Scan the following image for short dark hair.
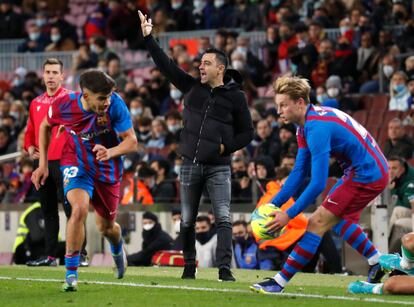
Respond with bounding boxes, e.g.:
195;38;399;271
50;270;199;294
233;220;248;228
196;215;211;225
204;48;228;70
92;35;106;48
137;116;152;127
388;156;407;167
138;165;157;179
165;110;182;121
43;58;63;72
79;69;115;95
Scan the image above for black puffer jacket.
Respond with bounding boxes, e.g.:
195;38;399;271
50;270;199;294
144;35;254;165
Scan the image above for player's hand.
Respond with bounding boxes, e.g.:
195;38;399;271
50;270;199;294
93;144;112;162
265;210;290;233
28;146;40;160
31;166;49;190
138;10;153;37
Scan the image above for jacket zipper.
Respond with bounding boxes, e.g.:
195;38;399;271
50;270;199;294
193;89;214;163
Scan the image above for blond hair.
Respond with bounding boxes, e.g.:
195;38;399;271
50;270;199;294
272;75;311;104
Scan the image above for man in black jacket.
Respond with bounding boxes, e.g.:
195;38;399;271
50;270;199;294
127;211;172;266
139;11;254;281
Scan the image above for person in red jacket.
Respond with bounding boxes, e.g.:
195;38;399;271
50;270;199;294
24;58;87;267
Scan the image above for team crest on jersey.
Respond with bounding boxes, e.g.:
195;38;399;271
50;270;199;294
97;115;108;126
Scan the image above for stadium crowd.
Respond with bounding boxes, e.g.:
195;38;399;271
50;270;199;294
0;0;413;270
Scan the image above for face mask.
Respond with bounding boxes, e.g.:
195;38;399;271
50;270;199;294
236;46;247;55
140;130;151;140
340;26;349;36
196;231;211;244
270;0;280;7
173;220;181;234
232;60;244;71
233;170;248;179
174;165;181;175
168;124;181;133
234;235;247;245
319;51;331;60
36;19;46;27
393;84;406;93
147;178;155;189
12;78;22;87
130;108;143;116
193;0;205;10
123;158;132;170
51;34;61;43
29;32;40;41
327;88;339;98
383;65;394;78
90;44;98;53
171;2;182;9
317;94;329;104
9;111;19;121
143;223;155;231
214;0;224;8
170;89;182;100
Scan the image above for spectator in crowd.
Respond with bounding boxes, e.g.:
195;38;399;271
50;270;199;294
260;25;279;74
397;17;414;53
146;117;172;150
0;127;16;155
311;38;336;88
0;0;25;39
150;159;176;203
171;208;183;250
127;211;173;266
308;20;326;49
121;165;155;205
277;22;298;75
72;44;98;73
130;97;153;124
232;220;273;270
383;118;414;160
389;71;411;111
273;123;297;166
195;215;217;268
356;32;381;88
45;25;76;52
232;0;263;31
8;100;27;133
360;53;398;94
18;23;49;52
253;119;279;165
136;116;153;146
236;36;266;86
323;75;356;113
160;84;183;115
107;58;128;92
280;153;296;170
388;156;414;253
191;1;206;30
106;0;144;49
84;10;107;43
170;0;194;31
89;35;119;63
209;1;235;29
231;156;252;203
165;110;182;140
151;9;172;37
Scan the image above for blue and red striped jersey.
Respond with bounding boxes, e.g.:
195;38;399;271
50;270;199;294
47;92;133;183
272;104;388;218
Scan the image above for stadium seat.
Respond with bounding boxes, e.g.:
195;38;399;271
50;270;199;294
360;95;373;110
365;125;379;139
370;94;389;111
352;110;368;126
0;252;13;265
383;110;403;125
366;109;385;127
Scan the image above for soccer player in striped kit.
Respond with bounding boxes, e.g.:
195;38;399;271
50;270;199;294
32;69;138;291
251;76;389;294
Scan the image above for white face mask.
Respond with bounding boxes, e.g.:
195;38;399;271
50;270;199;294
130;108;143;116
172;2;182;9
327;88;339;98
168;124;181;133
193;0;205;10
90;44;98;53
173;220;181;234
236;46;247;55
51;34;61;43
232;60;244;70
174;165;181;176
214;0;224;8
340;26;349;36
29;32;40;41
143;223;155;231
170;89;182;100
383;65;394;78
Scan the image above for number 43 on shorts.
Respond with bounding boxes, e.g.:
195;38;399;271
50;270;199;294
63;166;79;184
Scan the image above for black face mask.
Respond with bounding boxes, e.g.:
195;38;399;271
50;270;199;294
139;130;151;141
196;231;211;245
234;235;247;245
319;51;332;60
233;170;248;179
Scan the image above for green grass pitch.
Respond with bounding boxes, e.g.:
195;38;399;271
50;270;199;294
0;266;412;306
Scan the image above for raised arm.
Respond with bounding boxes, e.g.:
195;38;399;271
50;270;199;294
138;10;196;93
93;128;138;161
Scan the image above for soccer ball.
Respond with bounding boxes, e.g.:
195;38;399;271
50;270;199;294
251;203;286;241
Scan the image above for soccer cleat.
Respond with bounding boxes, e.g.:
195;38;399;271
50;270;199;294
250;278;284;294
348;281;379;294
181;264;197;279
367;263;385;283
379;254;414;275
218;268;236;282
27;257;57;267
112;244;127;279
62;274;78;292
79;254;89;267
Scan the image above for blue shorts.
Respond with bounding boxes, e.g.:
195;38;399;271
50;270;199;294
61;165;120;221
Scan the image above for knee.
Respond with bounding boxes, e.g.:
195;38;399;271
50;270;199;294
70;206;88;222
307;215;329;236
402;233;414;252
97;222;114;236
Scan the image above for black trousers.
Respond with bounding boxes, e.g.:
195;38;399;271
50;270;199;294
34;160;87;257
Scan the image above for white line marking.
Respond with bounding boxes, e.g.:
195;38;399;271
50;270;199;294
0;276;413;305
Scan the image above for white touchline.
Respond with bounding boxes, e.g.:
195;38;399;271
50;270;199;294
0;276;413;305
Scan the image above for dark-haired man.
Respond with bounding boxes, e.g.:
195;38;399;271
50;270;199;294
139;11;254;281
32;69;138;291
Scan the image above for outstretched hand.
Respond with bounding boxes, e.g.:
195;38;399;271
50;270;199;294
265;210;290;233
138;10;153;37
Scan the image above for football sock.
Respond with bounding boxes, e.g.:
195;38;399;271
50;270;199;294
332;219;380;265
372;283;384;294
110;237;123;256
401;245;414;269
274;231;322;287
65;251;80;280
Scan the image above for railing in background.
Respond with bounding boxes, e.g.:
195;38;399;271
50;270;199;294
0;39;24;53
